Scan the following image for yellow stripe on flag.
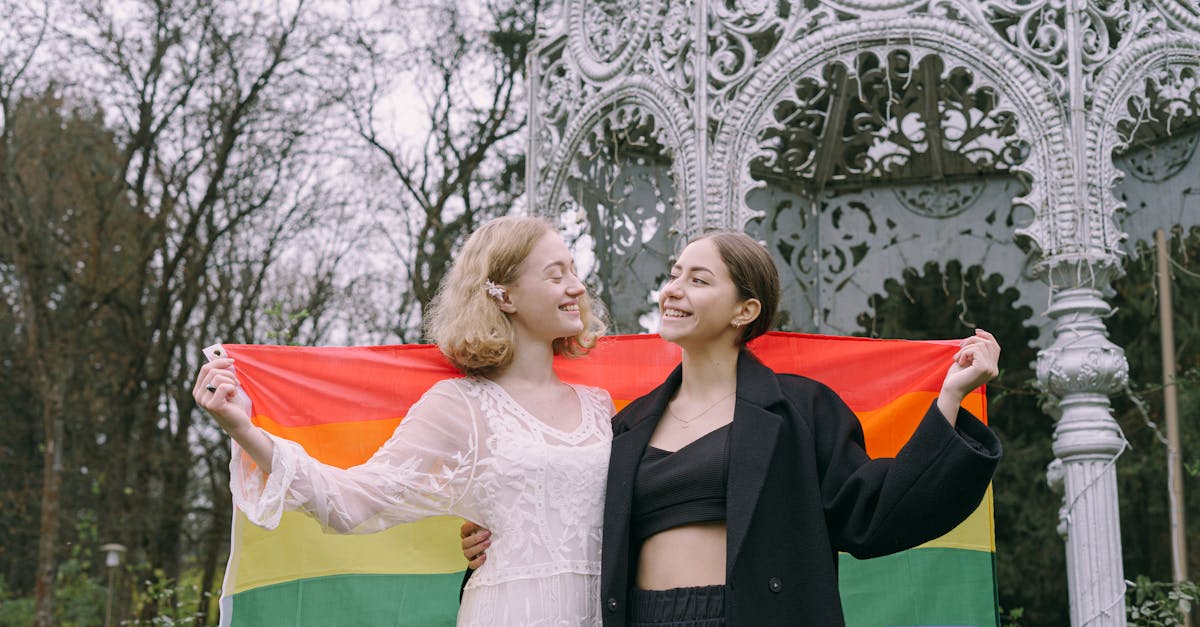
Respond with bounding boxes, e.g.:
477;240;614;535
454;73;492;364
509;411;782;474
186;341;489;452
914;484;995;553
232;511;466;594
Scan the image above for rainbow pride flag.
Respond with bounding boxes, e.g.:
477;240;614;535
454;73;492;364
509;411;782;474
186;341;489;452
216;332;997;626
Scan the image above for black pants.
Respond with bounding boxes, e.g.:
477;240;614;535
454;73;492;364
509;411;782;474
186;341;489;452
627;585;726;626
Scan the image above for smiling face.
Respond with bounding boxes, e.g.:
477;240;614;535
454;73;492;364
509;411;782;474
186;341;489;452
501;230;587;344
658;238;760;349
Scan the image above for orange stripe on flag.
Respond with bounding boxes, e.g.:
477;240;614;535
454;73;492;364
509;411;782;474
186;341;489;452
856;390;986;458
253;414;405;468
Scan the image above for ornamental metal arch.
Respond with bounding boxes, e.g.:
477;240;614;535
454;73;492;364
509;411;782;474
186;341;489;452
704;16;1068;335
709;16;1071;252
1093;35;1200;235
527;3;1200;626
530;74;698;328
533;77;698;232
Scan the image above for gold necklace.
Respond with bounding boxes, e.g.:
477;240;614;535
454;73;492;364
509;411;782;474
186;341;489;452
667;390;735;428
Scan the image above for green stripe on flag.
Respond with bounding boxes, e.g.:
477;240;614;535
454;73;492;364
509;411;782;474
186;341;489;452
839;548;998;627
228;572;463;626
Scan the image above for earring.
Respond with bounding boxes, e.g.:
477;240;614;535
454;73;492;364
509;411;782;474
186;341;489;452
731;321;741;329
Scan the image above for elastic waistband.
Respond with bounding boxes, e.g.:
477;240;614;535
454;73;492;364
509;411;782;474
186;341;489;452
627;585;726;626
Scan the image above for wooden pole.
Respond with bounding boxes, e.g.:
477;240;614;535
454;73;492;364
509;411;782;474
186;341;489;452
1155;228;1190;627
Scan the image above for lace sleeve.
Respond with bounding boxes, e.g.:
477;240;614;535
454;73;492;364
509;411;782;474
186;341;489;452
595;386;616;424
230;379;479;534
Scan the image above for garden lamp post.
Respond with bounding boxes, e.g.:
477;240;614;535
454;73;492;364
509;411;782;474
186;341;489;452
99;543;125;627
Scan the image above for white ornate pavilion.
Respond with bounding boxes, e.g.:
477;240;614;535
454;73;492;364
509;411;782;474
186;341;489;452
526;1;1200;625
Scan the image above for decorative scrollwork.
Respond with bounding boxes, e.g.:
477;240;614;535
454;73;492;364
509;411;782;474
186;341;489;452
709;18;1068;258
1036;285;1130;399
750;175;1029;333
705;1;796;120
893;179;987;218
943;0;1162;98
1123;131;1200;181
748;51;1030;193
525;3;1190;622
567;0;661;82
775;199;883;284
1092;39;1200;260
1117;64;1200;150
1148;0;1200;33
562;104;680;331
531;50;596;208
582;0;641;62
540;57;588;128
1037;342;1130;398
576;104;669;160
820;0;930;14
535;0;568;39
648;0;695;92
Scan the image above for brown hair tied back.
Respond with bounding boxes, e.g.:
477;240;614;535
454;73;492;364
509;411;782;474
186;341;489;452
690;231;780;344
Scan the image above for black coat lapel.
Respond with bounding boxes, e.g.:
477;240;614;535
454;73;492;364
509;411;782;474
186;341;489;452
602;366;681;601
726;351;785;579
602;354;785;588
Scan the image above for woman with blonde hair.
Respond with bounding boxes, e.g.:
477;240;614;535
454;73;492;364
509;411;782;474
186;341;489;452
194;216;613;626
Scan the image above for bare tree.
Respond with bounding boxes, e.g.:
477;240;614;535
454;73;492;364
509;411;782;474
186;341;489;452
0;3;78;623
0;0;361;622
2;1;544;623
334;0;538;340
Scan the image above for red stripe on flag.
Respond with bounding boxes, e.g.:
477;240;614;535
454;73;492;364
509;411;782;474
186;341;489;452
221;332;973;428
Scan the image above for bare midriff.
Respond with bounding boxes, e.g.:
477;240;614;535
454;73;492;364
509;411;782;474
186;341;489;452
635;521;727;590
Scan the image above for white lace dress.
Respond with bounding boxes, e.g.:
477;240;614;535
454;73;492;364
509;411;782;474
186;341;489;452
230;377;613;626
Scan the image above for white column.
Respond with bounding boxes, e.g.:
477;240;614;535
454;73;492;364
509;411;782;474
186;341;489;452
1037;267;1129;627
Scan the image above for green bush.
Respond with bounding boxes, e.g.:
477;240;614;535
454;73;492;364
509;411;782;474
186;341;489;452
125;568;215;626
0;560;106;627
53;558;107;626
1128;575;1197;626
0;579;35;627
999;606;1025;627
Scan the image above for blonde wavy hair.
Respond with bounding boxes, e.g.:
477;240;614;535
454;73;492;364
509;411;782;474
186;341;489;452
425;216;606;376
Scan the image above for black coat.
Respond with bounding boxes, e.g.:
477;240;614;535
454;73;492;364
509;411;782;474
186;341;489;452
600;350;1001;626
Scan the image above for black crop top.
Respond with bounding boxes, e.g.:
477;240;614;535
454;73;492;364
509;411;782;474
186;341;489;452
630;423;731;543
